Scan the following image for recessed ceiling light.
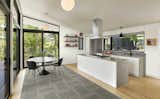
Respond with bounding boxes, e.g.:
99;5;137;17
61;0;75;11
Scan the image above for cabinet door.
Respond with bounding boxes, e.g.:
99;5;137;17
127;59;139;77
85;37;90;54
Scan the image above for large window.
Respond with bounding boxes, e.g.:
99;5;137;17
104;32;145;51
12;0;21;82
23;31;59;67
23;17;60;67
125;33;145;51
0;9;10;99
24;32;42;64
104;37;111;50
44;33;59;58
13;29;20;80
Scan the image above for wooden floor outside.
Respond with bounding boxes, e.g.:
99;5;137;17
9;69;26;99
10;64;160;99
65;64;160;99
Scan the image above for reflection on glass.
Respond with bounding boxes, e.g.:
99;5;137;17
13;30;18;81
0;9;9;99
125;33;145;51
44;33;59;58
105;32;145;51
24;33;42;67
104;37;111;50
23;23;59;67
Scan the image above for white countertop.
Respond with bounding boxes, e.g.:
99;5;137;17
78;54;126;62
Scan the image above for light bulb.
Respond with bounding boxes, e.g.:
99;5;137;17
61;0;75;11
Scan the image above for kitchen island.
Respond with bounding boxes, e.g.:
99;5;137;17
77;54;128;88
111;55;145;77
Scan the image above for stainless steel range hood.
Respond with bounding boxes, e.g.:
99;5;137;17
90;18;103;39
90;18;104;55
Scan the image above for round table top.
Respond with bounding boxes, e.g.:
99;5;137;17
27;56;57;63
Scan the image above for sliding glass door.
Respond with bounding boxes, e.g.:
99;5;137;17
23;31;59;67
24;32;42;67
0;9;10;99
44;33;59;58
13;28;20;81
12;0;21;81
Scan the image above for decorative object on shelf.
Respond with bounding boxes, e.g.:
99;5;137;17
64;34;78;38
61;0;75;11
79;32;83;36
65;43;78;47
147;38;157;46
103;50;112;55
64;34;79;48
64;33;84;49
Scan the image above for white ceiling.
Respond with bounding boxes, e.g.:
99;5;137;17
20;0;160;33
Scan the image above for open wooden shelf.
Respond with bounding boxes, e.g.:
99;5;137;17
64;36;78;38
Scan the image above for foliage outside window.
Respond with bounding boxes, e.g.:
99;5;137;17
125;33;145;51
44;33;59;58
24;25;59;65
104;32;145;51
24;33;42;59
104;37;111;50
0;15;6;60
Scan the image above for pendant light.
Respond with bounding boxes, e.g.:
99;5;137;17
61;0;75;11
119;26;124;37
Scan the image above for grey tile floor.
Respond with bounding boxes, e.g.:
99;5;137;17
21;66;121;99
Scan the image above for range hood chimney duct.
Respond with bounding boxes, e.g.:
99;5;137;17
91;18;103;39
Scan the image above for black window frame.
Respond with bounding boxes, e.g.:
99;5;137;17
0;0;11;99
23;29;60;68
22;16;60;68
12;0;21;76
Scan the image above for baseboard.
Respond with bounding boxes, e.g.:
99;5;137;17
146;74;160;79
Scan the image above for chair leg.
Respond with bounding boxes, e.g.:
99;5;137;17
56;67;59;75
28;70;31;77
53;66;57;75
30;70;34;78
37;68;40;73
54;66;57;76
61;66;64;76
53;65;55;70
31;70;34;76
58;68;61;75
33;70;36;80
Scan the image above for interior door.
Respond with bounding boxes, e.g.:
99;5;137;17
0;9;10;99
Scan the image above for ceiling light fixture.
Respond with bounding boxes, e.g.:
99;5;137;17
61;0;75;11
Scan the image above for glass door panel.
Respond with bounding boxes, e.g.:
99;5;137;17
44;33;59;59
13;29;20;81
0;9;9;99
23;32;59;67
24;33;42;67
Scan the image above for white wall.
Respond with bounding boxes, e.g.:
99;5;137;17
60;26;85;64
104;23;160;79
